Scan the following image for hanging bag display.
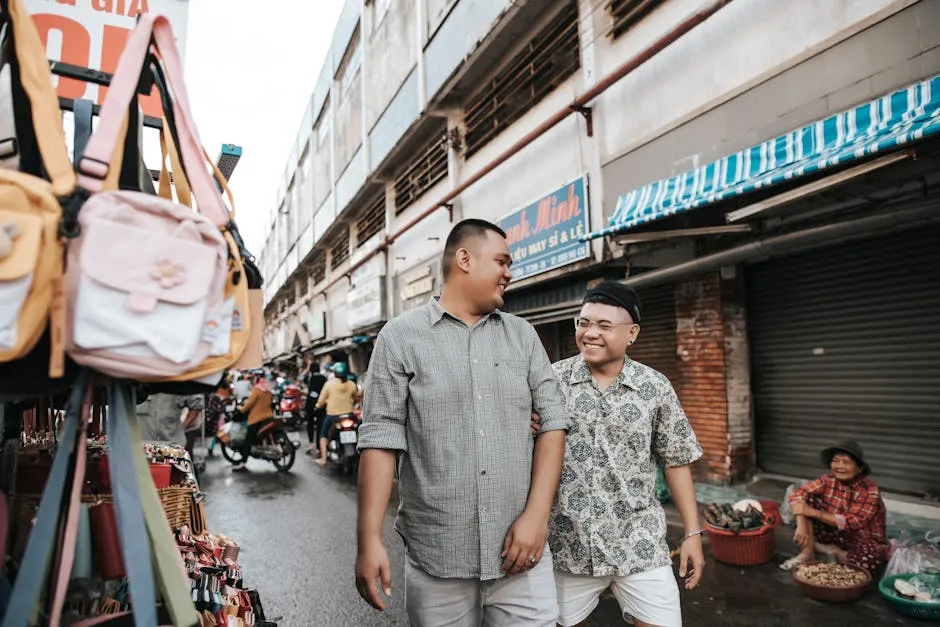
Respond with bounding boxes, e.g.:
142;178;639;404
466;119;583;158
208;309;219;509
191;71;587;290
1;370;91;627
0;0;76;384
149;113;263;386
64;13;231;381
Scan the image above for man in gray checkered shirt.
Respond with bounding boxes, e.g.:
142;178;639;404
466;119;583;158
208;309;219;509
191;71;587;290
355;219;569;626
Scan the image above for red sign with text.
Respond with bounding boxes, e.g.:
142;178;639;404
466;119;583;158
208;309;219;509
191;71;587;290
25;0;190;118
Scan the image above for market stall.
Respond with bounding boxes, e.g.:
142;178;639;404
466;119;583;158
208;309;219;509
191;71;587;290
0;0;267;623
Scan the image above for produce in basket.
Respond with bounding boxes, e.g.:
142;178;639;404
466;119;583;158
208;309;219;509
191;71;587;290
795;562;868;588
703;502;765;532
894;575;940;603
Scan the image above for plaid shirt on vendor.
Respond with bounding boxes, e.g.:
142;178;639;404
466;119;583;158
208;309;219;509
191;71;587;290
790;474;887;545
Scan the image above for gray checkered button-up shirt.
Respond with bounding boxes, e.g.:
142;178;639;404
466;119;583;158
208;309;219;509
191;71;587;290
358;297;569;580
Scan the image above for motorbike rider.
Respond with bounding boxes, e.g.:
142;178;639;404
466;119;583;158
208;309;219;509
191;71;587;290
232;372;275;472
233;371;253;404
303;359;328;456
315;361;361;467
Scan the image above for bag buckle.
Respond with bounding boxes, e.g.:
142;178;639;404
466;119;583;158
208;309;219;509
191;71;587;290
58;189;91;239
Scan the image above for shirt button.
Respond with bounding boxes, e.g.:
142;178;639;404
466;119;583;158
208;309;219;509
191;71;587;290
477;395;482;400
482;507;487;513
481;470;486;475
479;430;484;437
473;359;478;364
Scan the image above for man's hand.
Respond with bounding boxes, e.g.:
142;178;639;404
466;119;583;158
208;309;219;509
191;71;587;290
678;535;705;590
530;411;541;436
501;511;547;575
355;536;392;611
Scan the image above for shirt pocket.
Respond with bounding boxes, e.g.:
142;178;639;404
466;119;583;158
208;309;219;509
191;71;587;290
495;359;531;412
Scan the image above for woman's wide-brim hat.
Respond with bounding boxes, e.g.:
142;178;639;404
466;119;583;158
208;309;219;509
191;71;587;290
821;440;871;476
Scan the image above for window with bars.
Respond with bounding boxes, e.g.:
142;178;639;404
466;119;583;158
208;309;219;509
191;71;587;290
394;126;448;214
464;1;580;158
311;254;326;285
609;0;662;39
330;227;351;269
356;194;386;247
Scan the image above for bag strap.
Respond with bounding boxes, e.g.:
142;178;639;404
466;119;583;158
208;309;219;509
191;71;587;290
48;390;92;626
0;63;20;167
148;57;236;220
0;370;89;627
72;99;94;163
77;15;228;226
158;117;192;207
5;0;75;195
106;380;159;627
110;380;200;627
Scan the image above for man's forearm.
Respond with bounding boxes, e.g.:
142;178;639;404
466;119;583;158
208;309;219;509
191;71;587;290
524;430;565;522
357;449;397;544
664;464;700;532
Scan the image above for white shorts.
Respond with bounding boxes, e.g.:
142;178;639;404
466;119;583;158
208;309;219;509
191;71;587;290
405;550;557;627
555;565;682;627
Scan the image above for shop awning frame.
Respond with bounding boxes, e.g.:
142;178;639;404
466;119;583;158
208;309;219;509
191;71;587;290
585;74;940;241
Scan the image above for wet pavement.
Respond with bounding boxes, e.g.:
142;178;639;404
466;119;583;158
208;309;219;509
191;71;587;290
198;444;924;626
199;447;408;626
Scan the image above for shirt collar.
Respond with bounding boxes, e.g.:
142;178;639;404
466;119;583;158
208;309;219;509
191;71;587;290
426;296;502;327
569;355;637;390
829;473;868;488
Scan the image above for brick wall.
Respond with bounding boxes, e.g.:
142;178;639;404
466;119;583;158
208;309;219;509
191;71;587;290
675;270;754;484
722;269;754;482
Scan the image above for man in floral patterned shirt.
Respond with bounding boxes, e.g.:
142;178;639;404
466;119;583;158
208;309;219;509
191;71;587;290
539;282;705;627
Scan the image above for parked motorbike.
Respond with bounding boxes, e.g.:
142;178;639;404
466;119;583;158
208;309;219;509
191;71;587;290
216;419;296;472
275;384;305;431
325;411;361;475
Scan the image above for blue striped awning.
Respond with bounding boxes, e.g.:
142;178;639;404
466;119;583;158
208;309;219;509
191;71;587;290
584;74;940;241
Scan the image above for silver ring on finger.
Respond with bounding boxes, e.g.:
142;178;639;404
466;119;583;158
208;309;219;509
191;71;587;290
527;555;537;564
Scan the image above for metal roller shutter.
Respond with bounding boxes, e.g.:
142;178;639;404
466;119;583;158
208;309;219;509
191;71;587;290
630;284;679;384
559;319;580;360
551;285;678;371
747;225;940;496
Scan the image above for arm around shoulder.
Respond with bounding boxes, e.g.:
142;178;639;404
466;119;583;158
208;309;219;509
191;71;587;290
526;325;569;434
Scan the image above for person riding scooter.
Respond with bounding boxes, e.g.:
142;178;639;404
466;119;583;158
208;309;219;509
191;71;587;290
315;362;360;467
233;373;275;472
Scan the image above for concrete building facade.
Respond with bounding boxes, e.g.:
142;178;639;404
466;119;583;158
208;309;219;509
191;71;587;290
260;0;940;494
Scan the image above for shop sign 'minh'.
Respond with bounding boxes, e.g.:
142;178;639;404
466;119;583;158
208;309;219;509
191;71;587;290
497;175;591;282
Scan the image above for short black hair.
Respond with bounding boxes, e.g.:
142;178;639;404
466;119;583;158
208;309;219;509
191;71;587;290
441;219;507;280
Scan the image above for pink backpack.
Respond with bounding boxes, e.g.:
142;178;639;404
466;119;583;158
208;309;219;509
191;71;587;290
64;14;231;380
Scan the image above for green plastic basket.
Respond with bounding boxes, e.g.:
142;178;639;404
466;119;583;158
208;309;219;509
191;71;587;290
878;574;940;621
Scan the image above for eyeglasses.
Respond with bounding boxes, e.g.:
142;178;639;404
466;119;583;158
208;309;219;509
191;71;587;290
574;317;635;334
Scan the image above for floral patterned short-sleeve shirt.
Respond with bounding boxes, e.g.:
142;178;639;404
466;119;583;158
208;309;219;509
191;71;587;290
548;355;702;577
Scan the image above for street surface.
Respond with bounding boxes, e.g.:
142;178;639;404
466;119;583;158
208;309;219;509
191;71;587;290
200;442;920;627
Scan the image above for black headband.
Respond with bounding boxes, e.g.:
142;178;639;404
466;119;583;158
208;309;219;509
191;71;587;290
584;281;642;323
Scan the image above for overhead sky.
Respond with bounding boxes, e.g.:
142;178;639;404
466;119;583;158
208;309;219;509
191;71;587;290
180;0;346;253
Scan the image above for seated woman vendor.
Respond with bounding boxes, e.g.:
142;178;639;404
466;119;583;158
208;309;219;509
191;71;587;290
781;440;889;573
